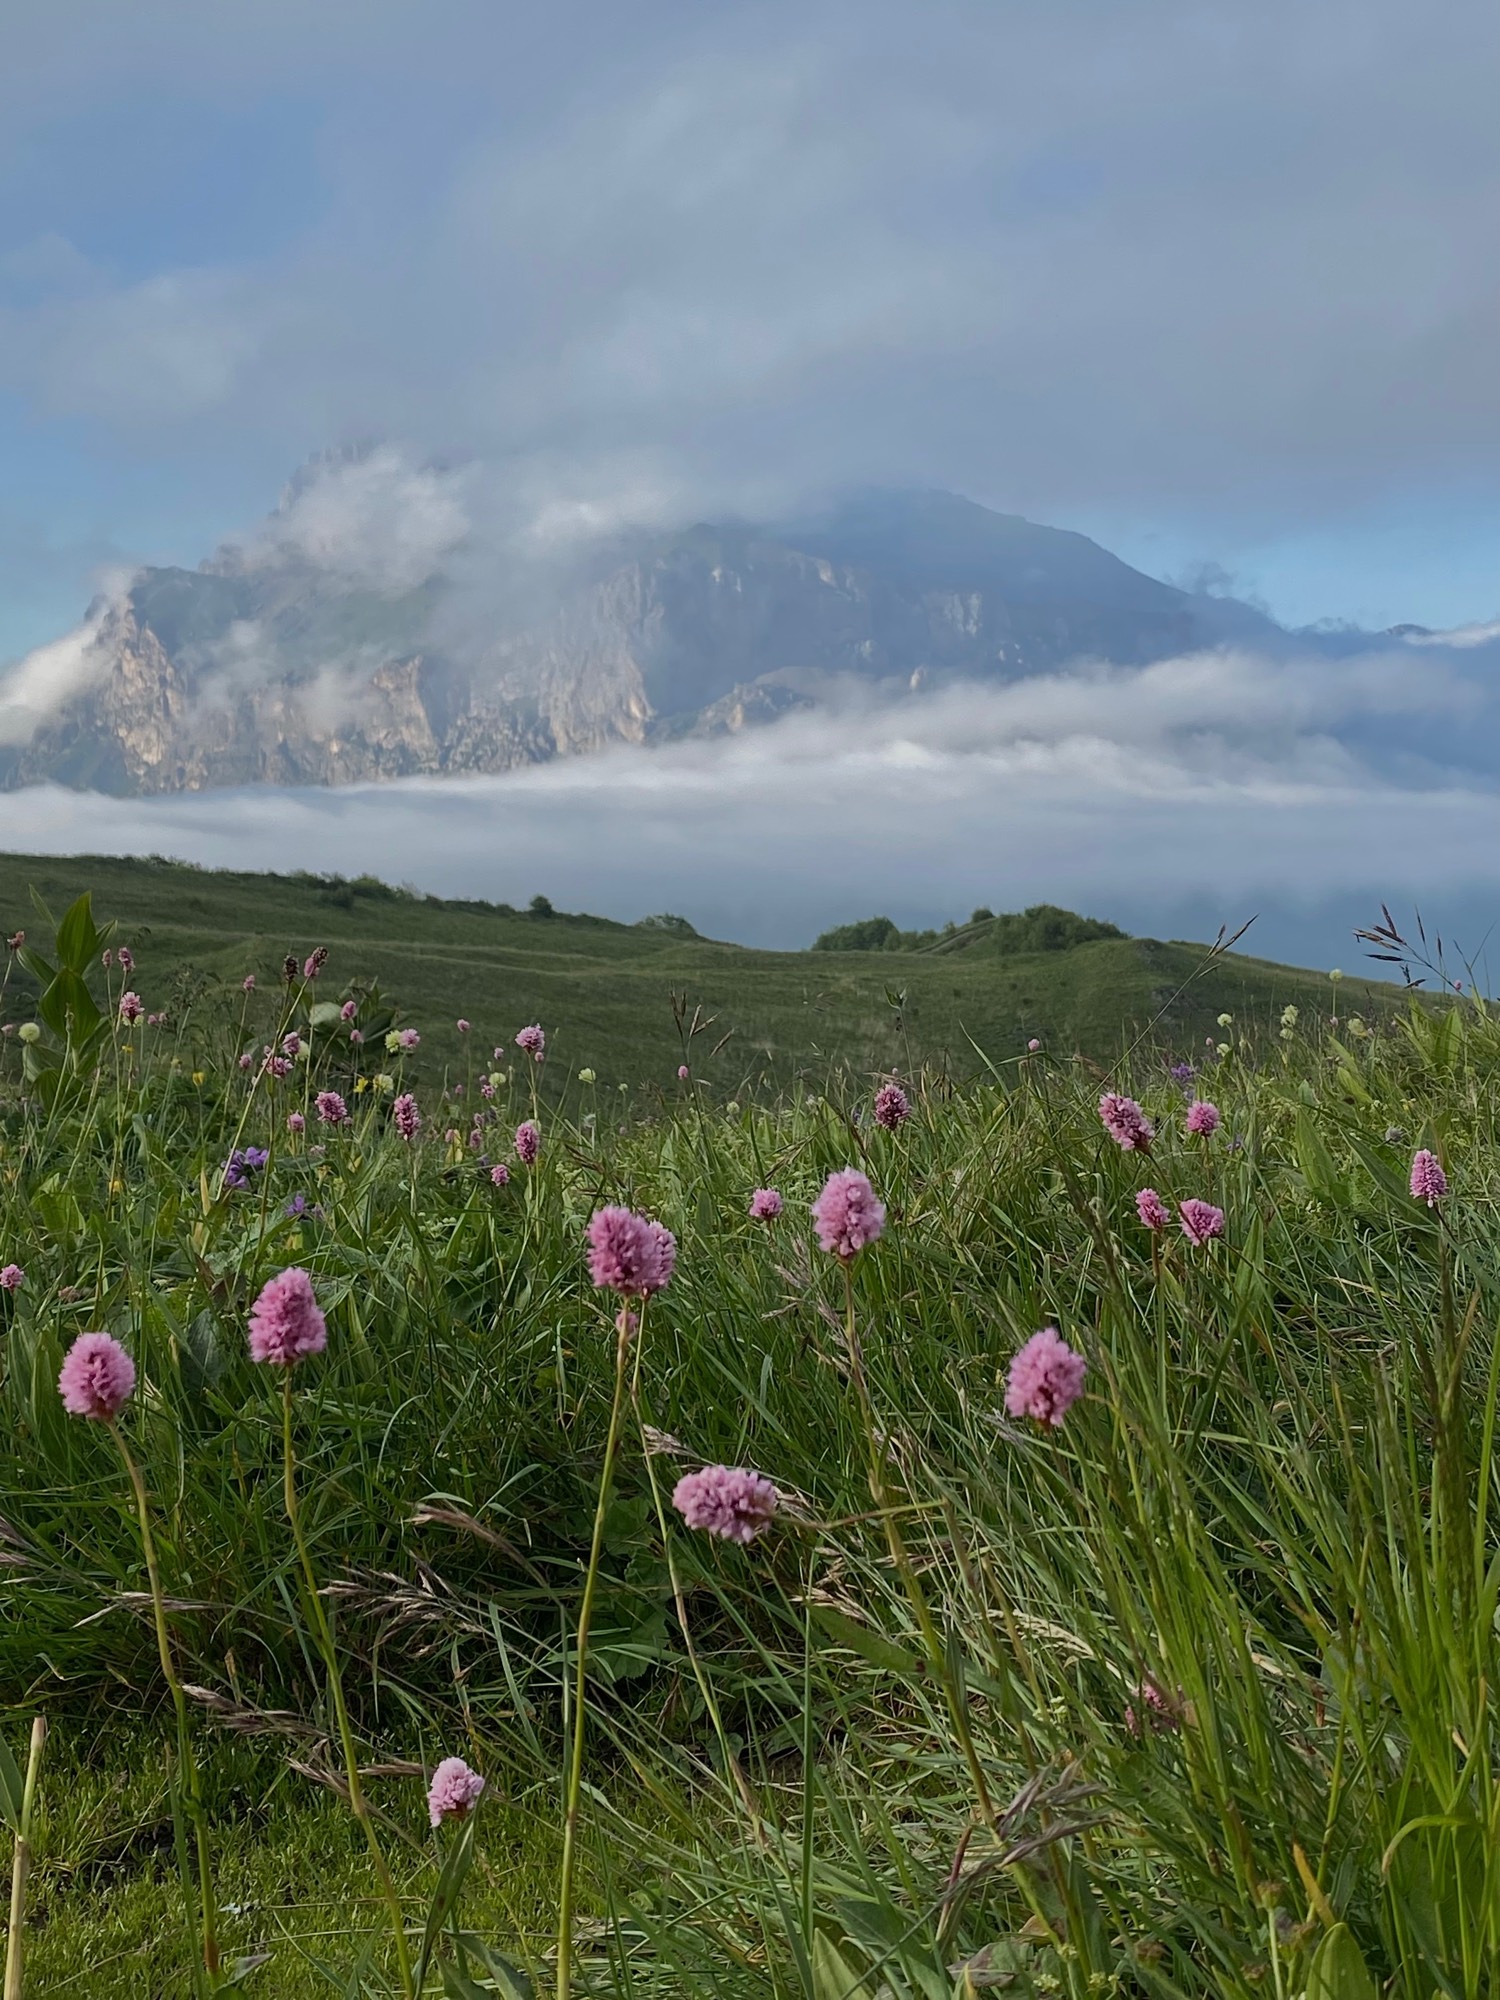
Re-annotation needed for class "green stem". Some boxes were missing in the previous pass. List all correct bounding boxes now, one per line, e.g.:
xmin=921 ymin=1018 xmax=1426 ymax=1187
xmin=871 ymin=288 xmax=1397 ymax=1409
xmin=840 ymin=1264 xmax=997 ymax=1830
xmin=281 ymin=1375 xmax=414 ymax=1998
xmin=111 ymin=1427 xmax=220 ymax=1991
xmin=3 ymin=1717 xmax=45 ymax=2000
xmin=557 ymin=1300 xmax=639 ymax=2000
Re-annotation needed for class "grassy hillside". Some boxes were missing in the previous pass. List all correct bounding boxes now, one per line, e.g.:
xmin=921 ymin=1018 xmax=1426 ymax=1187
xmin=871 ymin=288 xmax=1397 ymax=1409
xmin=0 ymin=851 xmax=1391 ymax=1086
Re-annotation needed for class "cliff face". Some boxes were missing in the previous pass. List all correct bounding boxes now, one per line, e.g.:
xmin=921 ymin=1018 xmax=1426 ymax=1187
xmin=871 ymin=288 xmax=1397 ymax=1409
xmin=0 ymin=490 xmax=1232 ymax=795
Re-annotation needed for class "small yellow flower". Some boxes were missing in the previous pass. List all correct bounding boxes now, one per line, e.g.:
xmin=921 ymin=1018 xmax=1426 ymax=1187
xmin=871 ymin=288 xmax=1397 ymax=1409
xmin=577 ymin=1067 xmax=596 ymax=1084
xmin=192 ymin=1071 xmax=205 ymax=1086
xmin=354 ymin=1076 xmax=368 ymax=1094
xmin=384 ymin=1031 xmax=401 ymax=1054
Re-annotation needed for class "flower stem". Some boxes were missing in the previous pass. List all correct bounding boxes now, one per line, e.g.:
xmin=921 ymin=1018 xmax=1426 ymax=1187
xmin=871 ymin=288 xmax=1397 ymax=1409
xmin=3 ymin=1716 xmax=46 ymax=2000
xmin=281 ymin=1375 xmax=414 ymax=1998
xmin=111 ymin=1426 xmax=220 ymax=1991
xmin=841 ymin=1264 xmax=997 ymax=1829
xmin=557 ymin=1299 xmax=639 ymax=2000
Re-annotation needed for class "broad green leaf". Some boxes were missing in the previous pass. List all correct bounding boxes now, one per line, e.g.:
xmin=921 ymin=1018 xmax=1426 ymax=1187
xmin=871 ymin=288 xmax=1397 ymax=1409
xmin=810 ymin=1605 xmax=922 ymax=1676
xmin=54 ymin=891 xmax=99 ymax=974
xmin=1304 ymin=1923 xmax=1378 ymax=2000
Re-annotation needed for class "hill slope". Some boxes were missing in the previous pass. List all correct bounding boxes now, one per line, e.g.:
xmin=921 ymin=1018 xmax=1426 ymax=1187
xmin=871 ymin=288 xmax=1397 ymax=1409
xmin=0 ymin=853 xmax=1392 ymax=1084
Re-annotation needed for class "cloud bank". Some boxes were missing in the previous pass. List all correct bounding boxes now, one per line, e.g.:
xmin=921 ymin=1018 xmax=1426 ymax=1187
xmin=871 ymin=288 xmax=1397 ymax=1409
xmin=0 ymin=642 xmax=1494 ymax=969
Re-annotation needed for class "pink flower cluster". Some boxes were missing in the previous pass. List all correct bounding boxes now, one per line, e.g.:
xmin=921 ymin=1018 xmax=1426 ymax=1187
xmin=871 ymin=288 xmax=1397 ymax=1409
xmin=316 ymin=1090 xmax=349 ymax=1126
xmin=392 ymin=1093 xmax=421 ymax=1142
xmin=586 ymin=1207 xmax=676 ymax=1296
xmin=873 ymin=1083 xmax=911 ymax=1131
xmin=0 ymin=1263 xmax=24 ymax=1290
xmin=59 ymin=1332 xmax=136 ymax=1420
xmin=811 ymin=1169 xmax=885 ymax=1260
xmin=672 ymin=1465 xmax=779 ymax=1543
xmin=1135 ymin=1189 xmax=1170 ymax=1232
xmin=397 ymin=1028 xmax=420 ymax=1052
xmin=490 ymin=1163 xmax=510 ymax=1187
xmin=748 ymin=1188 xmax=783 ymax=1221
xmin=515 ymin=1024 xmax=545 ymax=1061
xmin=514 ymin=1119 xmax=540 ymax=1165
xmin=1178 ymin=1198 xmax=1224 ymax=1246
xmin=1185 ymin=1100 xmax=1220 ymax=1137
xmin=118 ymin=992 xmax=144 ymax=1025
xmin=247 ymin=1267 xmax=327 ymax=1366
xmin=1410 ymin=1149 xmax=1447 ymax=1206
xmin=1099 ymin=1094 xmax=1154 ymax=1152
xmin=428 ymin=1756 xmax=485 ymax=1827
xmin=1005 ymin=1328 xmax=1087 ymax=1427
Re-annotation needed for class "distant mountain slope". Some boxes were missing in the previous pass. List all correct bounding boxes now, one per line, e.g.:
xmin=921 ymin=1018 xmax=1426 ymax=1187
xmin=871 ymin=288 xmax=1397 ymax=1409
xmin=0 ymin=479 xmax=1277 ymax=795
xmin=0 ymin=852 xmax=1403 ymax=1080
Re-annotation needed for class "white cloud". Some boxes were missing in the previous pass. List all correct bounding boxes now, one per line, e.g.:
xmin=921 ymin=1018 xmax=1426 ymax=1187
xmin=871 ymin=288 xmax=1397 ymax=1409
xmin=0 ymin=576 xmax=135 ymax=745
xmin=235 ymin=446 xmax=472 ymax=590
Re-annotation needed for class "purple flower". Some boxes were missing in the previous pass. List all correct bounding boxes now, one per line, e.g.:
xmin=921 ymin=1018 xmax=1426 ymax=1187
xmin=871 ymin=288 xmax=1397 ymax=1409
xmin=223 ymin=1146 xmax=269 ymax=1190
xmin=749 ymin=1188 xmax=783 ymax=1221
xmin=59 ymin=1332 xmax=136 ymax=1420
xmin=677 ymin=1064 xmax=690 ymax=1081
xmin=480 ymin=1079 xmax=496 ymax=1101
xmin=1099 ymin=1094 xmax=1154 ymax=1152
xmin=284 ymin=1193 xmax=310 ymax=1218
xmin=1185 ymin=1100 xmax=1220 ymax=1137
xmin=303 ymin=949 xmax=328 ymax=981
xmin=340 ymin=999 xmax=358 ymax=1022
xmin=427 ymin=1756 xmax=485 ymax=1827
xmin=397 ymin=1028 xmax=420 ymax=1052
xmin=282 ymin=1032 xmax=302 ymax=1058
xmin=1178 ymin=1198 xmax=1225 ymax=1246
xmin=515 ymin=1024 xmax=546 ymax=1061
xmin=315 ymin=1090 xmax=349 ymax=1126
xmin=1005 ymin=1328 xmax=1087 ymax=1428
xmin=117 ymin=947 xmax=134 ymax=975
xmin=237 ymin=1052 xmax=253 ymax=1071
xmin=262 ymin=1053 xmax=292 ymax=1079
xmin=490 ymin=1163 xmax=510 ymax=1187
xmin=873 ymin=1083 xmax=911 ymax=1131
xmin=1411 ymin=1148 xmax=1448 ymax=1206
xmin=247 ymin=1267 xmax=327 ymax=1366
xmin=1169 ymin=1061 xmax=1196 ymax=1087
xmin=1027 ymin=1037 xmax=1041 ymax=1053
xmin=1135 ymin=1188 xmax=1170 ymax=1233
xmin=672 ymin=1465 xmax=779 ymax=1544
xmin=811 ymin=1169 xmax=885 ymax=1260
xmin=118 ymin=992 xmax=144 ymax=1025
xmin=514 ymin=1119 xmax=540 ymax=1165
xmin=0 ymin=1264 xmax=23 ymax=1290
xmin=241 ymin=975 xmax=256 ymax=993
xmin=286 ymin=1112 xmax=305 ymax=1134
xmin=349 ymin=1028 xmax=364 ymax=1045
xmin=392 ymin=1093 xmax=421 ymax=1142
xmin=586 ymin=1207 xmax=675 ymax=1296
xmin=456 ymin=1018 xmax=470 ymax=1034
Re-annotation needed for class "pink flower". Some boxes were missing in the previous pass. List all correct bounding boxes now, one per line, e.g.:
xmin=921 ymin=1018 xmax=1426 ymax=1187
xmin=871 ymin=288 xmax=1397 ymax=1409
xmin=1178 ymin=1198 xmax=1225 ymax=1246
xmin=586 ymin=1207 xmax=675 ymax=1295
xmin=672 ymin=1465 xmax=779 ymax=1544
xmin=59 ymin=1332 xmax=136 ymax=1420
xmin=1027 ymin=1037 xmax=1041 ymax=1053
xmin=282 ymin=1032 xmax=302 ymax=1058
xmin=480 ymin=1080 xmax=496 ymax=1101
xmin=490 ymin=1163 xmax=510 ymax=1187
xmin=1125 ymin=1679 xmax=1184 ymax=1738
xmin=1135 ymin=1188 xmax=1170 ymax=1233
xmin=101 ymin=949 xmax=112 ymax=970
xmin=514 ymin=1119 xmax=540 ymax=1165
xmin=1185 ymin=1100 xmax=1220 ymax=1137
xmin=398 ymin=1028 xmax=420 ymax=1052
xmin=749 ymin=1188 xmax=783 ymax=1221
xmin=303 ymin=950 xmax=327 ymax=981
xmin=262 ymin=1055 xmax=293 ymax=1080
xmin=1005 ymin=1327 xmax=1087 ymax=1427
xmin=427 ymin=1756 xmax=485 ymax=1827
xmin=118 ymin=992 xmax=144 ymax=1025
xmin=393 ymin=1093 xmax=421 ymax=1142
xmin=117 ymin=947 xmax=134 ymax=975
xmin=811 ymin=1169 xmax=885 ymax=1260
xmin=238 ymin=1052 xmax=253 ymax=1071
xmin=445 ymin=1127 xmax=461 ymax=1145
xmin=341 ymin=999 xmax=358 ymax=1022
xmin=873 ymin=1083 xmax=911 ymax=1131
xmin=677 ymin=1064 xmax=690 ymax=1081
xmin=315 ymin=1090 xmax=349 ymax=1126
xmin=242 ymin=975 xmax=256 ymax=993
xmin=1411 ymin=1149 xmax=1448 ymax=1206
xmin=247 ymin=1267 xmax=327 ymax=1366
xmin=349 ymin=1029 xmax=364 ymax=1045
xmin=1099 ymin=1094 xmax=1154 ymax=1152
xmin=456 ymin=1018 xmax=470 ymax=1033
xmin=515 ymin=1024 xmax=545 ymax=1061
xmin=0 ymin=1264 xmax=23 ymax=1290
xmin=287 ymin=1112 xmax=305 ymax=1134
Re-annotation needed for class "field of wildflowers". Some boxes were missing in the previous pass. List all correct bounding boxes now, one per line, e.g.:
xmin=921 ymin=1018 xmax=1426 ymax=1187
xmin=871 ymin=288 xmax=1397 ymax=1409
xmin=0 ymin=891 xmax=1491 ymax=1997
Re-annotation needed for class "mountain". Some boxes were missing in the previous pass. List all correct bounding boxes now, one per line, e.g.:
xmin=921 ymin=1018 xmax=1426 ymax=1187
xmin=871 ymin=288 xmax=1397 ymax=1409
xmin=0 ymin=483 xmax=1279 ymax=796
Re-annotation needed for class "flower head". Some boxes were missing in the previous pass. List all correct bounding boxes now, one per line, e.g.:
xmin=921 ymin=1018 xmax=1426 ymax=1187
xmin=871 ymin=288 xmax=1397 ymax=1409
xmin=586 ymin=1207 xmax=675 ymax=1296
xmin=315 ymin=1089 xmax=349 ymax=1126
xmin=1185 ymin=1100 xmax=1220 ymax=1137
xmin=811 ymin=1169 xmax=885 ymax=1260
xmin=118 ymin=991 xmax=144 ymax=1025
xmin=247 ymin=1267 xmax=327 ymax=1366
xmin=286 ymin=1112 xmax=305 ymax=1134
xmin=349 ymin=1028 xmax=364 ymax=1045
xmin=1178 ymin=1198 xmax=1225 ymax=1246
xmin=1169 ymin=1061 xmax=1196 ymax=1086
xmin=456 ymin=1018 xmax=470 ymax=1034
xmin=16 ymin=1023 xmax=38 ymax=1045
xmin=428 ymin=1756 xmax=485 ymax=1827
xmin=340 ymin=999 xmax=358 ymax=1022
xmin=515 ymin=1024 xmax=545 ymax=1060
xmin=304 ymin=949 xmax=328 ymax=981
xmin=1125 ymin=1679 xmax=1184 ymax=1738
xmin=0 ymin=1264 xmax=23 ymax=1290
xmin=677 ymin=1064 xmax=690 ymax=1081
xmin=59 ymin=1332 xmax=136 ymax=1420
xmin=489 ymin=1162 xmax=510 ymax=1187
xmin=223 ymin=1146 xmax=269 ymax=1190
xmin=1411 ymin=1148 xmax=1448 ymax=1206
xmin=514 ymin=1119 xmax=540 ymax=1165
xmin=237 ymin=1051 xmax=253 ymax=1070
xmin=1099 ymin=1094 xmax=1154 ymax=1152
xmin=397 ymin=1028 xmax=420 ymax=1052
xmin=242 ymin=974 xmax=256 ymax=993
xmin=749 ymin=1188 xmax=783 ymax=1221
xmin=672 ymin=1465 xmax=779 ymax=1544
xmin=1005 ymin=1328 xmax=1087 ymax=1428
xmin=392 ymin=1092 xmax=421 ymax=1142
xmin=874 ymin=1083 xmax=911 ymax=1131
xmin=281 ymin=1032 xmax=302 ymax=1058
xmin=1135 ymin=1188 xmax=1170 ymax=1233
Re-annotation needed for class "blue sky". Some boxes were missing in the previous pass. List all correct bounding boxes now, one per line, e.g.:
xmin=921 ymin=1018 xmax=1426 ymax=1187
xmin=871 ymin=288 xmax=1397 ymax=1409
xmin=2 ymin=0 xmax=1497 ymax=664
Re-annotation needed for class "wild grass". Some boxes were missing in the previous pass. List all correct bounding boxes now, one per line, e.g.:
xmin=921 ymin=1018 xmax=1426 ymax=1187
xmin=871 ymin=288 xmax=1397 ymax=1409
xmin=0 ymin=888 xmax=1488 ymax=1995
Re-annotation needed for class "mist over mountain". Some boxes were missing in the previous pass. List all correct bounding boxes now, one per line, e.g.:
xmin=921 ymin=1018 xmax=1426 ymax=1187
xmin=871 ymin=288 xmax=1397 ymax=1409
xmin=0 ymin=456 xmax=1306 ymax=796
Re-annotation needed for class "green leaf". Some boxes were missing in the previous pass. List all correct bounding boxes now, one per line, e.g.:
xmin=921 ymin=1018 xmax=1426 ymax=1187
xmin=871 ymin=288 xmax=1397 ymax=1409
xmin=0 ymin=1728 xmax=25 ymax=1834
xmin=54 ymin=892 xmax=99 ymax=974
xmin=811 ymin=1930 xmax=869 ymax=2000
xmin=1304 ymin=1923 xmax=1378 ymax=2000
xmin=414 ymin=1817 xmax=477 ymax=1993
xmin=810 ymin=1605 xmax=922 ymax=1676
xmin=453 ymin=1937 xmax=534 ymax=1997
